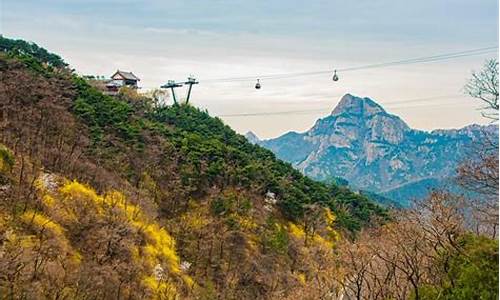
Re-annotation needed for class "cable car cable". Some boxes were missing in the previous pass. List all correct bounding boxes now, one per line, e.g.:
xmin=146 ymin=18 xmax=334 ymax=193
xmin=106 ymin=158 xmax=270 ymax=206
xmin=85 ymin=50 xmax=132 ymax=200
xmin=216 ymin=94 xmax=468 ymax=117
xmin=201 ymin=46 xmax=498 ymax=83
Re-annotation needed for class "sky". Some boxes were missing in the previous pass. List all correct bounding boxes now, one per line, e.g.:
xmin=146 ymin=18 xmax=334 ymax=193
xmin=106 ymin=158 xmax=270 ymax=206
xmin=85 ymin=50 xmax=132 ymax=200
xmin=1 ymin=0 xmax=498 ymax=138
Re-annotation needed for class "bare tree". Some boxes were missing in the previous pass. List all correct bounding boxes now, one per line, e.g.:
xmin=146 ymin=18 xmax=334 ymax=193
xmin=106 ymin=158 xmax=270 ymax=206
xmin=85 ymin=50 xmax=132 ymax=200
xmin=144 ymin=88 xmax=170 ymax=109
xmin=459 ymin=58 xmax=499 ymax=237
xmin=456 ymin=154 xmax=499 ymax=237
xmin=465 ymin=59 xmax=499 ymax=121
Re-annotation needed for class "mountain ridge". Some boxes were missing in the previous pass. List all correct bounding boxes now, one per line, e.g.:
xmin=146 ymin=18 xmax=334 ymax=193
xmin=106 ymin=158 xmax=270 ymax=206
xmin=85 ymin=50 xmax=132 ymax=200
xmin=257 ymin=94 xmax=498 ymax=204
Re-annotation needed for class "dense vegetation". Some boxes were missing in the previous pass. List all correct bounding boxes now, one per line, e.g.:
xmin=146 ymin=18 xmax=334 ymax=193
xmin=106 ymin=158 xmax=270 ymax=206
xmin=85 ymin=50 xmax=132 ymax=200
xmin=0 ymin=35 xmax=67 ymax=68
xmin=337 ymin=190 xmax=498 ymax=300
xmin=0 ymin=36 xmax=385 ymax=299
xmin=68 ymin=64 xmax=387 ymax=232
xmin=419 ymin=234 xmax=498 ymax=299
xmin=0 ymin=36 xmax=497 ymax=299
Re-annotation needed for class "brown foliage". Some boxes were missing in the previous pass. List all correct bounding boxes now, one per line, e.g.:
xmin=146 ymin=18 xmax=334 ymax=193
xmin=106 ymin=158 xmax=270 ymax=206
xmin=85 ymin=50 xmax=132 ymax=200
xmin=335 ymin=191 xmax=473 ymax=300
xmin=0 ymin=56 xmax=344 ymax=299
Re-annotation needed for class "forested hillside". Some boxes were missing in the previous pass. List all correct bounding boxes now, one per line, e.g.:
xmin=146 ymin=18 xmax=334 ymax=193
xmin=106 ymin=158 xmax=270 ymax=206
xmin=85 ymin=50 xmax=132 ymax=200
xmin=0 ymin=36 xmax=497 ymax=300
xmin=0 ymin=36 xmax=386 ymax=299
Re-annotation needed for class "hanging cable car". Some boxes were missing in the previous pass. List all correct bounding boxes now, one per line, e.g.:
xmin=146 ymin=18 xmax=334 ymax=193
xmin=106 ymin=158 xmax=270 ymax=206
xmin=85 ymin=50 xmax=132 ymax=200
xmin=332 ymin=70 xmax=339 ymax=82
xmin=255 ymin=79 xmax=261 ymax=89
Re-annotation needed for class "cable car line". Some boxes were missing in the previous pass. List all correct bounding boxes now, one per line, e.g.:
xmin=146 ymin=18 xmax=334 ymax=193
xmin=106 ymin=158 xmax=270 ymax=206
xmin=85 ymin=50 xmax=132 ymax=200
xmin=338 ymin=47 xmax=497 ymax=73
xmin=155 ymin=46 xmax=496 ymax=111
xmin=201 ymin=46 xmax=497 ymax=84
xmin=217 ymin=94 xmax=467 ymax=117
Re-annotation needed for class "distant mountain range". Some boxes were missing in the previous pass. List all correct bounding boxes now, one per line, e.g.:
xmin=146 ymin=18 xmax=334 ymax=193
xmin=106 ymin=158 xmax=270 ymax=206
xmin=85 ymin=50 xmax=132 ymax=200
xmin=248 ymin=94 xmax=498 ymax=206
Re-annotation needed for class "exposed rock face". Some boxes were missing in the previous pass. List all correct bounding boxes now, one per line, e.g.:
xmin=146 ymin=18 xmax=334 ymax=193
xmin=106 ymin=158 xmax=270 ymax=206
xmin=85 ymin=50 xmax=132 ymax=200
xmin=258 ymin=94 xmax=498 ymax=195
xmin=245 ymin=131 xmax=260 ymax=144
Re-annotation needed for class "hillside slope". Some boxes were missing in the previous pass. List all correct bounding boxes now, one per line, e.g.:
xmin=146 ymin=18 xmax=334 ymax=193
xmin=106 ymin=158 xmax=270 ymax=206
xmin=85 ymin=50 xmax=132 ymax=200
xmin=0 ymin=36 xmax=386 ymax=299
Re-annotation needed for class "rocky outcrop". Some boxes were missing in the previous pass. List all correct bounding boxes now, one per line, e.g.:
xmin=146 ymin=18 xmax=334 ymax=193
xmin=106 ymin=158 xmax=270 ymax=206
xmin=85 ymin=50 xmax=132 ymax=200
xmin=258 ymin=94 xmax=498 ymax=195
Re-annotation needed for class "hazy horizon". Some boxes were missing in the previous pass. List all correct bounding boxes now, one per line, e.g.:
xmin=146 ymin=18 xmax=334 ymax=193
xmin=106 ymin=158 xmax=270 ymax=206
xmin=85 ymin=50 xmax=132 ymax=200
xmin=1 ymin=0 xmax=498 ymax=138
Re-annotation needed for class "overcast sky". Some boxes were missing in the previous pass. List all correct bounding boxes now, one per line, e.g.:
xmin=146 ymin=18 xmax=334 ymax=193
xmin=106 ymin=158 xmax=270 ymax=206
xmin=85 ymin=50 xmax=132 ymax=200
xmin=1 ymin=0 xmax=498 ymax=138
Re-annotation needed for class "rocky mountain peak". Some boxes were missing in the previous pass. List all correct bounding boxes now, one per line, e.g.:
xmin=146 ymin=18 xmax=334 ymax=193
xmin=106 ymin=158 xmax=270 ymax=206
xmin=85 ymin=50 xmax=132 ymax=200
xmin=258 ymin=93 xmax=498 ymax=200
xmin=310 ymin=94 xmax=409 ymax=141
xmin=245 ymin=131 xmax=260 ymax=144
xmin=331 ymin=93 xmax=385 ymax=117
